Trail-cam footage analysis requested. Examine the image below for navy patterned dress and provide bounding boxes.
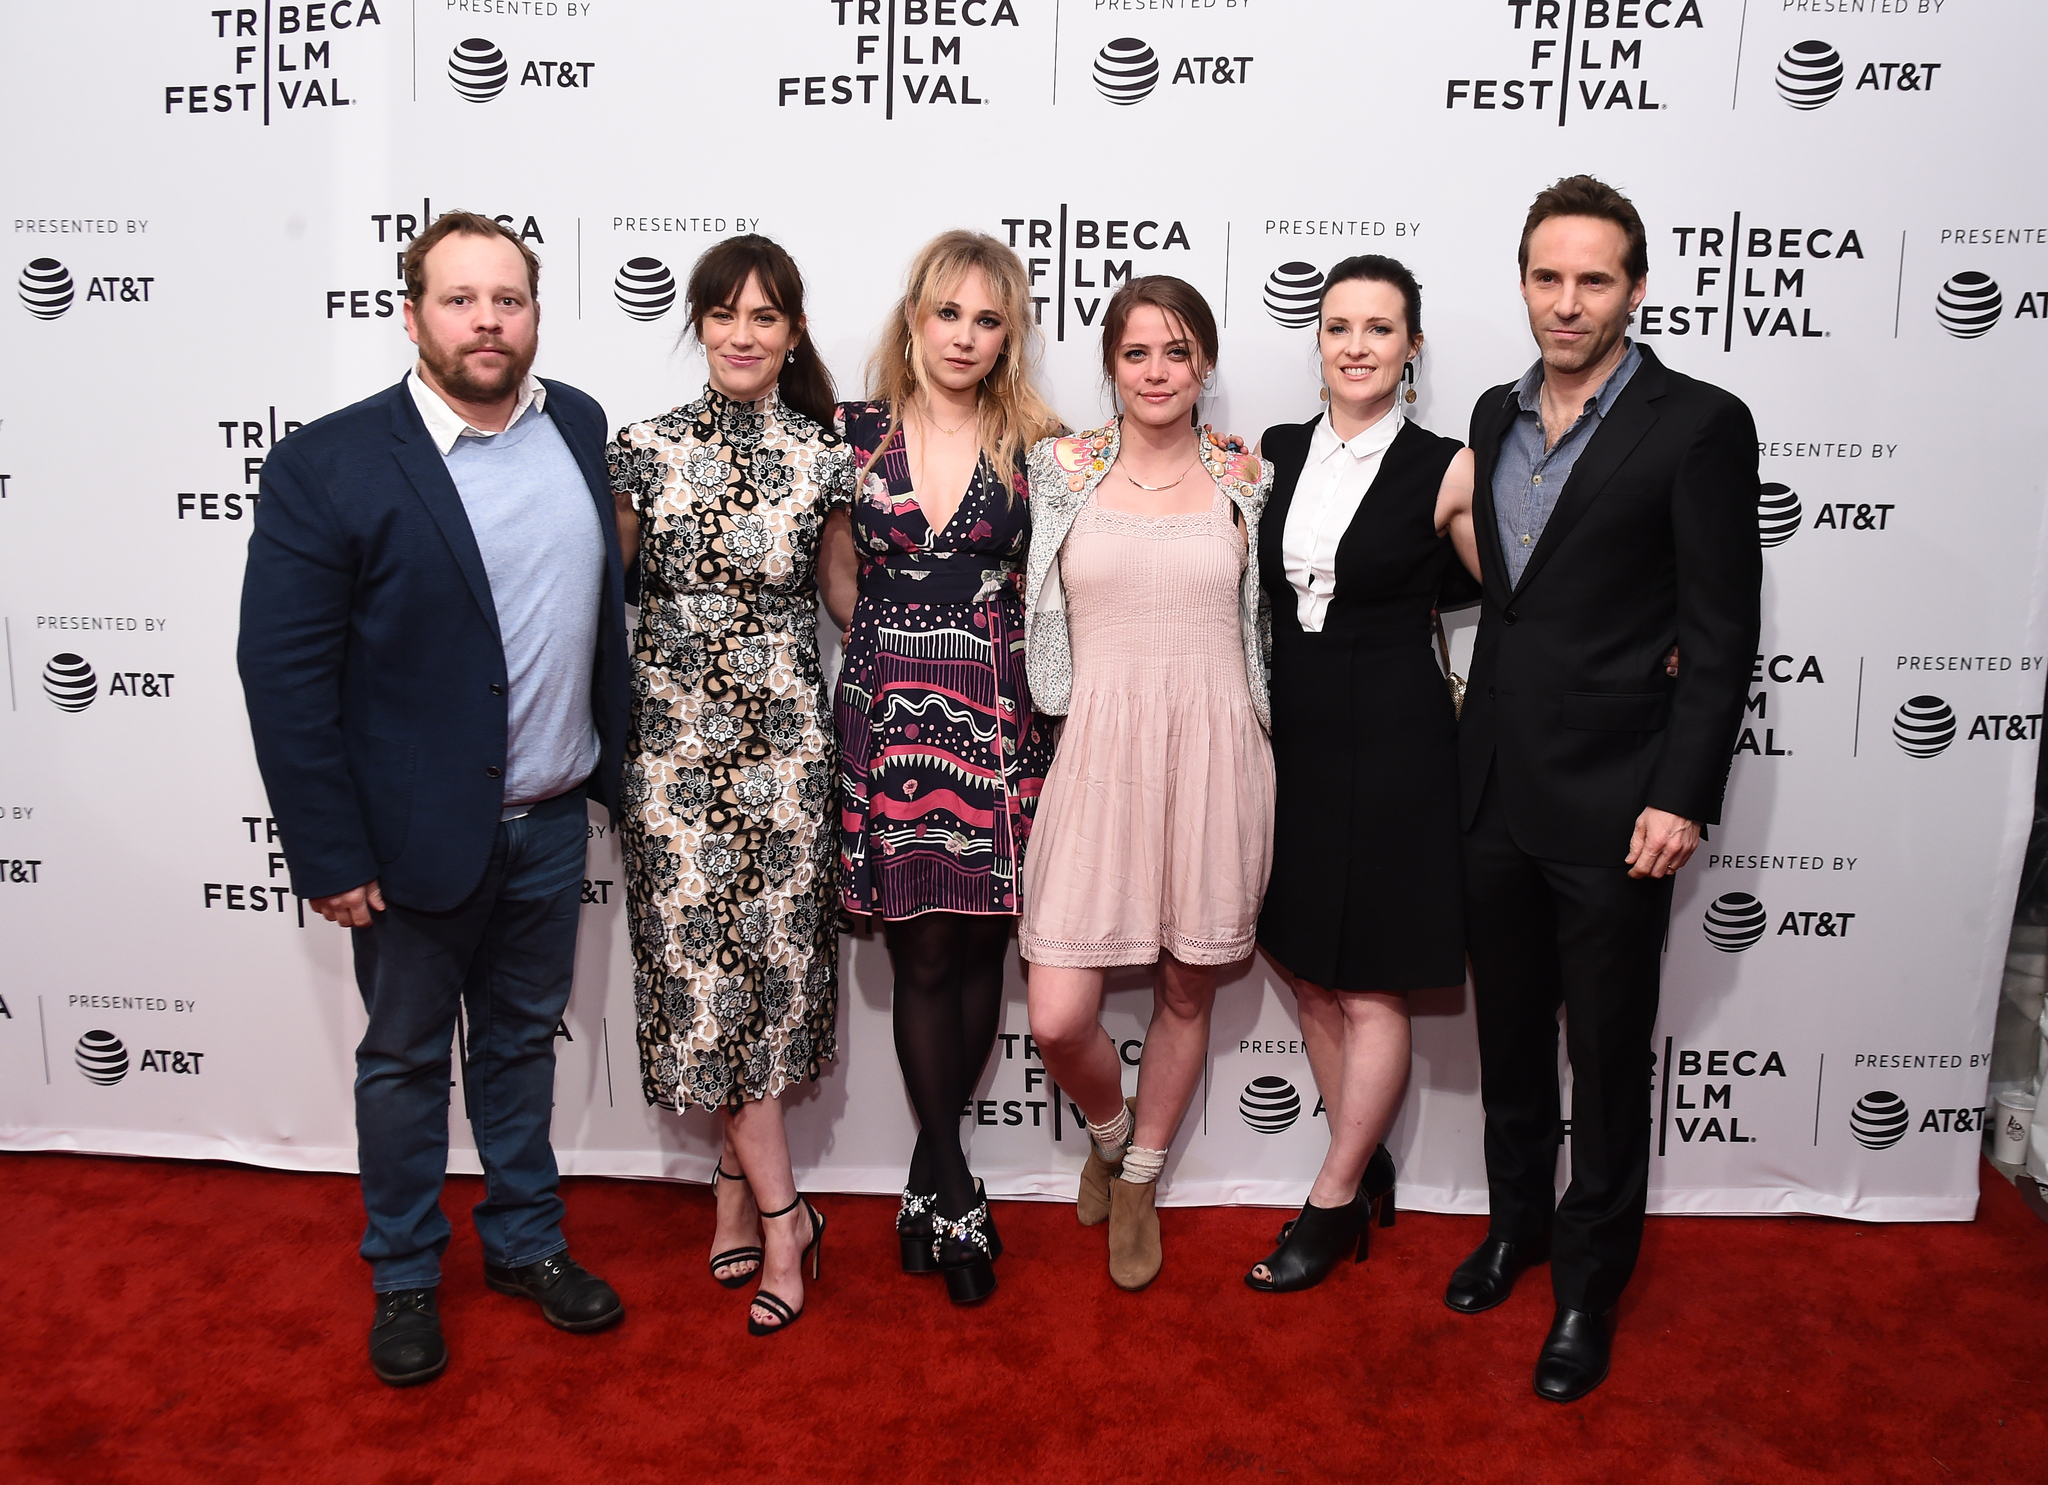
[833,401,1055,919]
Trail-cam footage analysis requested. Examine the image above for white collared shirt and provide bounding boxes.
[1280,404,1404,632]
[407,366,546,454]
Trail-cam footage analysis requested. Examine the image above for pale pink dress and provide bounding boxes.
[1018,481,1275,967]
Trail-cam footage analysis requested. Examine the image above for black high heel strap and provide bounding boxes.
[715,1163,747,1183]
[758,1193,808,1221]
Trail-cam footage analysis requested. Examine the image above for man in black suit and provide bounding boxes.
[1447,176,1761,1400]
[238,213,632,1386]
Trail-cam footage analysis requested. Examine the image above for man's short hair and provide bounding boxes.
[401,211,540,304]
[1518,175,1649,285]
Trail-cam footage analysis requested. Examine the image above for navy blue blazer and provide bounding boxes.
[237,376,631,912]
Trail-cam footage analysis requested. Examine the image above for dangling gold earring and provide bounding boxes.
[1319,384,1330,403]
[1401,359,1417,405]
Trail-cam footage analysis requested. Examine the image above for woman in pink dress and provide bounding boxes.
[1019,276,1274,1291]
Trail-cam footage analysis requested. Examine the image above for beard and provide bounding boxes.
[416,320,537,405]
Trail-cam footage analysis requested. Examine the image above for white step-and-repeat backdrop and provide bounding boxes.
[3,2,2044,1220]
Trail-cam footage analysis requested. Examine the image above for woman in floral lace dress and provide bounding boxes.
[606,235,857,1336]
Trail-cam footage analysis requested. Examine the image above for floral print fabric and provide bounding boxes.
[606,386,855,1111]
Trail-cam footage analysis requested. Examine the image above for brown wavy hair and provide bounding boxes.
[1099,276,1220,427]
[682,234,836,427]
[1518,174,1649,285]
[861,230,1062,482]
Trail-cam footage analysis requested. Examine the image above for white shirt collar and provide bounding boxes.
[1311,402,1404,465]
[407,367,546,455]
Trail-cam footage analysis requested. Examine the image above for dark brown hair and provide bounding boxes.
[402,211,540,304]
[1099,276,1219,425]
[683,234,835,428]
[1518,174,1649,285]
[1318,254,1423,343]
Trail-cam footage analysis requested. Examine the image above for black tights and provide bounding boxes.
[885,912,1013,1219]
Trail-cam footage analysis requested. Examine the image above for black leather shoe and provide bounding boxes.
[484,1251,623,1333]
[1444,1236,1548,1314]
[1534,1307,1611,1402]
[369,1288,446,1387]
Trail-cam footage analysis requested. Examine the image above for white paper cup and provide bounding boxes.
[1993,1089,2037,1164]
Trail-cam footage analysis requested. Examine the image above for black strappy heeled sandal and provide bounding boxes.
[747,1195,825,1337]
[708,1163,764,1290]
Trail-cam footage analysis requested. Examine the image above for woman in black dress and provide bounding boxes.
[1247,255,1479,1292]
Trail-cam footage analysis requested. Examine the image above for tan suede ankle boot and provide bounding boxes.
[1076,1096,1136,1227]
[1107,1175,1162,1290]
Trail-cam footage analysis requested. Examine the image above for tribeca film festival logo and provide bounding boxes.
[1090,38,1252,106]
[326,201,547,320]
[1638,219,1865,351]
[163,4,385,123]
[16,260,157,321]
[1657,1043,1787,1150]
[994,212,1196,342]
[447,39,594,103]
[73,1030,208,1087]
[1732,651,1823,760]
[780,1,1023,117]
[1446,1,1708,122]
[1240,1076,1301,1134]
[1773,40,1941,112]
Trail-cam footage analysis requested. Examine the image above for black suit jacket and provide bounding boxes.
[1459,344,1762,865]
[237,376,631,912]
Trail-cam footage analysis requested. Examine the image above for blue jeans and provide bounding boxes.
[351,787,589,1292]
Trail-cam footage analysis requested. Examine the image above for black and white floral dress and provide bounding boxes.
[605,385,856,1112]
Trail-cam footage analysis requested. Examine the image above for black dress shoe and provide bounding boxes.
[1443,1236,1548,1314]
[369,1288,446,1387]
[1534,1306,1611,1402]
[484,1251,623,1333]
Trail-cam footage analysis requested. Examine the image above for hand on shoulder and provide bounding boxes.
[1204,428,1261,485]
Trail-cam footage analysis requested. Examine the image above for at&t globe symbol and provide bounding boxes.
[1893,695,1956,757]
[1850,1090,1909,1150]
[1776,41,1843,110]
[1703,892,1768,953]
[1093,39,1159,106]
[614,259,676,321]
[1263,263,1324,329]
[19,258,74,320]
[1936,273,2002,340]
[76,1030,129,1086]
[1757,484,1802,548]
[449,39,509,103]
[1239,1076,1301,1133]
[42,653,97,712]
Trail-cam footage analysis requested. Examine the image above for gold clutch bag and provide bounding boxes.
[1434,611,1467,720]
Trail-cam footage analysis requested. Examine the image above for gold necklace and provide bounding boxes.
[1123,453,1199,492]
[918,399,977,438]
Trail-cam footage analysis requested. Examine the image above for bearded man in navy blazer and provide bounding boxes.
[1446,177,1762,1401]
[239,212,631,1387]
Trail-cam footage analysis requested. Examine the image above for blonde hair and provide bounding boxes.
[862,230,1062,485]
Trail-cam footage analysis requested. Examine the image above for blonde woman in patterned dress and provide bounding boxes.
[606,236,858,1336]
[1020,276,1275,1292]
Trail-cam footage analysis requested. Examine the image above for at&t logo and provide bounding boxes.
[1936,273,2001,339]
[42,654,97,711]
[16,260,156,320]
[74,1030,207,1084]
[1757,484,1800,547]
[76,1030,129,1085]
[1092,37,1252,105]
[40,654,175,711]
[1850,1090,1908,1149]
[1893,695,1957,756]
[448,39,593,102]
[615,259,677,321]
[1263,263,1323,329]
[1774,41,1941,111]
[1240,1076,1301,1133]
[1703,892,1766,952]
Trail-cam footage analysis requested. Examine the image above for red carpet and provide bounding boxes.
[3,1153,2044,1484]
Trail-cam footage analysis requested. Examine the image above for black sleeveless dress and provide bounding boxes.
[1256,414,1475,991]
